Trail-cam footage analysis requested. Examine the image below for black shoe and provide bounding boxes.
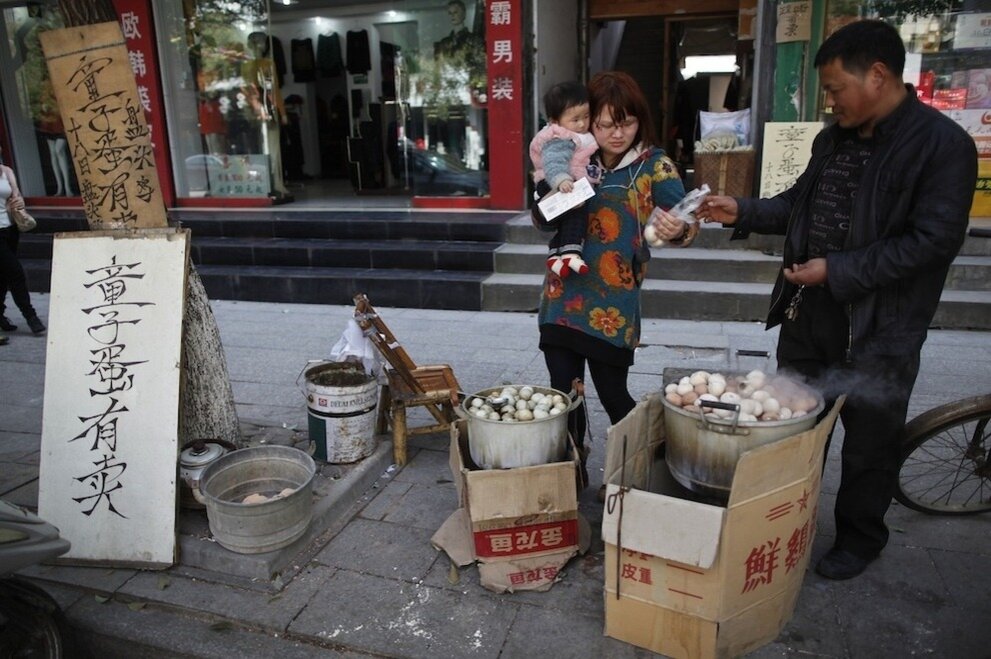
[0,335,8,346]
[0,315,15,331]
[815,548,875,580]
[26,316,46,334]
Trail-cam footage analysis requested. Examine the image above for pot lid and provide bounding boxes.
[179,441,228,468]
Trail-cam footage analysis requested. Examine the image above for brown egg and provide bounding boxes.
[681,391,699,405]
[665,392,683,406]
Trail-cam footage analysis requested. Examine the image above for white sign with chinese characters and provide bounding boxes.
[38,229,189,568]
[537,177,596,221]
[759,122,822,199]
[776,1,811,43]
[953,13,991,50]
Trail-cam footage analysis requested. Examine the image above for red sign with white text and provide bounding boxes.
[486,0,525,209]
[112,0,173,206]
[474,519,579,558]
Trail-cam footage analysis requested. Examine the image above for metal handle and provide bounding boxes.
[695,399,743,435]
[295,359,327,395]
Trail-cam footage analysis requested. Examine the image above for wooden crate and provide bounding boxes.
[694,150,755,197]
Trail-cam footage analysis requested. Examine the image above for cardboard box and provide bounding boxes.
[431,420,590,593]
[600,394,841,659]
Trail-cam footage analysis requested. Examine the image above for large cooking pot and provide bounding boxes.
[663,390,824,500]
[456,384,582,469]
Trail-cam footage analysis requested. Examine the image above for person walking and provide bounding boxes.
[698,20,977,579]
[537,71,697,484]
[0,145,46,336]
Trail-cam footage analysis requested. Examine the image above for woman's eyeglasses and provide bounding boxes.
[594,118,638,132]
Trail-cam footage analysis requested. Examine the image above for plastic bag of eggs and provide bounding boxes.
[663,370,820,423]
[467,385,570,422]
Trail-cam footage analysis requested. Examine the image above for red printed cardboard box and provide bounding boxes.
[600,394,841,659]
[431,420,590,593]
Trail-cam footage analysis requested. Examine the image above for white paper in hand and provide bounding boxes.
[537,177,595,222]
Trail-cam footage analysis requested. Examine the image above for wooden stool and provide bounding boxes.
[354,294,460,465]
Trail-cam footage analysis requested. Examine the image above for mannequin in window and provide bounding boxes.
[244,31,290,200]
[434,0,483,58]
[37,83,73,196]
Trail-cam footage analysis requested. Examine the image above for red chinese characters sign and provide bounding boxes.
[473,519,578,558]
[112,0,172,207]
[486,0,524,209]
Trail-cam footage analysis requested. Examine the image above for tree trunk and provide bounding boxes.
[57,0,243,447]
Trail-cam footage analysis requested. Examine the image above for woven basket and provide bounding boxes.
[694,150,755,197]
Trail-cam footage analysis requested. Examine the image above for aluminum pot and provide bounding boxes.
[456,384,582,469]
[663,393,824,500]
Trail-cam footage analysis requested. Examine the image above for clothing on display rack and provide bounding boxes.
[346,30,371,75]
[317,32,344,77]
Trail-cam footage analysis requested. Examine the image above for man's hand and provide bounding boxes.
[558,179,574,193]
[696,195,739,225]
[783,259,827,286]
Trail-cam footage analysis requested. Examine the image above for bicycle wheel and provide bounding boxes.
[895,394,991,515]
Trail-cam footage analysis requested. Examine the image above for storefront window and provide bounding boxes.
[156,0,489,201]
[0,4,75,198]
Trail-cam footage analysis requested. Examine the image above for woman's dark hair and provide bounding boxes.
[542,81,588,121]
[814,19,905,76]
[587,71,656,148]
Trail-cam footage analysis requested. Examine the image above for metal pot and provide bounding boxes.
[178,439,237,509]
[663,393,824,501]
[456,384,582,469]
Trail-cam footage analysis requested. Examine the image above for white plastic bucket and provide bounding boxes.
[301,362,378,463]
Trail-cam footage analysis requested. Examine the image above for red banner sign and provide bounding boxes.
[485,0,525,209]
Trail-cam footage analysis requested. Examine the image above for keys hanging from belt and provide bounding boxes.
[785,285,806,321]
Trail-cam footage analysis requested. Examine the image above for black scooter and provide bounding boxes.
[0,499,72,657]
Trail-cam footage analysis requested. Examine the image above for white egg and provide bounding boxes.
[549,407,563,416]
[516,399,528,411]
[474,409,488,418]
[501,405,515,415]
[751,390,771,403]
[746,370,767,389]
[679,376,691,386]
[519,387,533,400]
[533,408,550,419]
[516,408,534,421]
[488,412,501,420]
[676,382,694,396]
[504,387,519,397]
[665,383,678,395]
[762,397,781,414]
[501,413,515,421]
[713,408,735,419]
[739,412,758,422]
[689,371,710,385]
[553,402,568,412]
[708,379,726,396]
[470,397,484,408]
[779,407,793,420]
[739,399,758,416]
[719,392,741,405]
[552,394,564,405]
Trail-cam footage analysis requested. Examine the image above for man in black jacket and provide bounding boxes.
[699,20,977,580]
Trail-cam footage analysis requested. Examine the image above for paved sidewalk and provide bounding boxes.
[1,294,990,658]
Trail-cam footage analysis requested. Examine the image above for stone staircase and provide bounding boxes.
[17,209,991,328]
[17,208,517,311]
[482,216,991,330]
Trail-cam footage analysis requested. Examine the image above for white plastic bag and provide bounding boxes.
[330,318,381,376]
[698,109,751,147]
[643,184,710,247]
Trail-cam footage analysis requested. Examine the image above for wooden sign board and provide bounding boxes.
[40,22,167,229]
[38,229,189,568]
[759,122,822,199]
[776,1,811,44]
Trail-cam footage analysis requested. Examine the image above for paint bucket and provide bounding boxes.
[299,361,378,463]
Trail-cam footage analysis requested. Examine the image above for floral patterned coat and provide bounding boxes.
[537,146,693,364]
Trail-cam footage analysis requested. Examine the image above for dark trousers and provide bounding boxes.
[535,179,586,256]
[543,344,635,449]
[776,286,918,559]
[0,226,36,320]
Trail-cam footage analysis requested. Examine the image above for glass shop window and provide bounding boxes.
[0,4,76,198]
[156,0,489,199]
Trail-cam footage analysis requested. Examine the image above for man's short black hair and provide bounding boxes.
[814,19,905,77]
[543,81,588,121]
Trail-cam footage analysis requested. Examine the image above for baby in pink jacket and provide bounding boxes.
[529,81,601,276]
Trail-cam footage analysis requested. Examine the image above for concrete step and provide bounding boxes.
[495,243,782,283]
[481,273,991,329]
[494,244,991,291]
[23,259,490,310]
[507,213,991,255]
